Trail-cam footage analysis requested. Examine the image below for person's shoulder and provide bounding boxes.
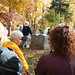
[0,46,14,55]
[40,52,56,60]
[0,46,3,49]
[40,53,51,59]
[0,46,7,51]
[0,46,4,54]
[42,53,54,57]
[0,46,13,52]
[26,26,30,28]
[42,53,50,56]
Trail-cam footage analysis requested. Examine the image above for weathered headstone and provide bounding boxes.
[30,27,50,50]
[35,27,40,35]
[43,27,48,35]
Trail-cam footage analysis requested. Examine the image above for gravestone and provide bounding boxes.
[35,27,40,35]
[30,27,50,50]
[43,26,48,35]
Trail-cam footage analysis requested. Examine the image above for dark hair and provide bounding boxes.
[49,23,75,58]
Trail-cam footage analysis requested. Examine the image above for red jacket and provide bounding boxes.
[35,52,75,75]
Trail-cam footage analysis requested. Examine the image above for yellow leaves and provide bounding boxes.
[62,0,75,26]
[0,0,9,6]
[0,0,35,14]
[69,1,75,21]
[70,4,75,9]
[0,7,8,13]
[24,0,35,12]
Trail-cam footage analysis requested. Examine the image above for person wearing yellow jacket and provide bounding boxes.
[3,30,29,71]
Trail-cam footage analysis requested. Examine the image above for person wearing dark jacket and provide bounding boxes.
[0,22,22,75]
[35,23,75,75]
[21,21,32,48]
[0,47,22,75]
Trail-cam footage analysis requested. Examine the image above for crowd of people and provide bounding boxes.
[0,22,22,75]
[0,22,75,75]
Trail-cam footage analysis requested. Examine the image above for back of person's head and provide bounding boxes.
[49,23,75,58]
[10,30,23,40]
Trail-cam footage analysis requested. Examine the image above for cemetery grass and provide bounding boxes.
[21,48,50,75]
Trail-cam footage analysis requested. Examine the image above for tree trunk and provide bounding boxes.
[8,7,11,36]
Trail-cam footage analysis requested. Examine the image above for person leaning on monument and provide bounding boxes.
[0,22,22,75]
[3,30,29,72]
[35,23,75,75]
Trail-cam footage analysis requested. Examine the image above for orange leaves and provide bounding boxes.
[25,0,35,11]
[0,13,13,20]
[12,12,22,21]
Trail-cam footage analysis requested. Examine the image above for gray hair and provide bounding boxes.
[24,21,29,25]
[10,30,23,40]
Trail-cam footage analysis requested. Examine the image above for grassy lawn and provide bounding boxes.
[21,48,50,75]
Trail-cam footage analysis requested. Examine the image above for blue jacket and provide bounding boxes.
[22,26,32,36]
[0,46,22,75]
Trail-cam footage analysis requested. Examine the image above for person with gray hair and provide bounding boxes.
[0,22,22,75]
[10,30,23,46]
[3,30,29,72]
